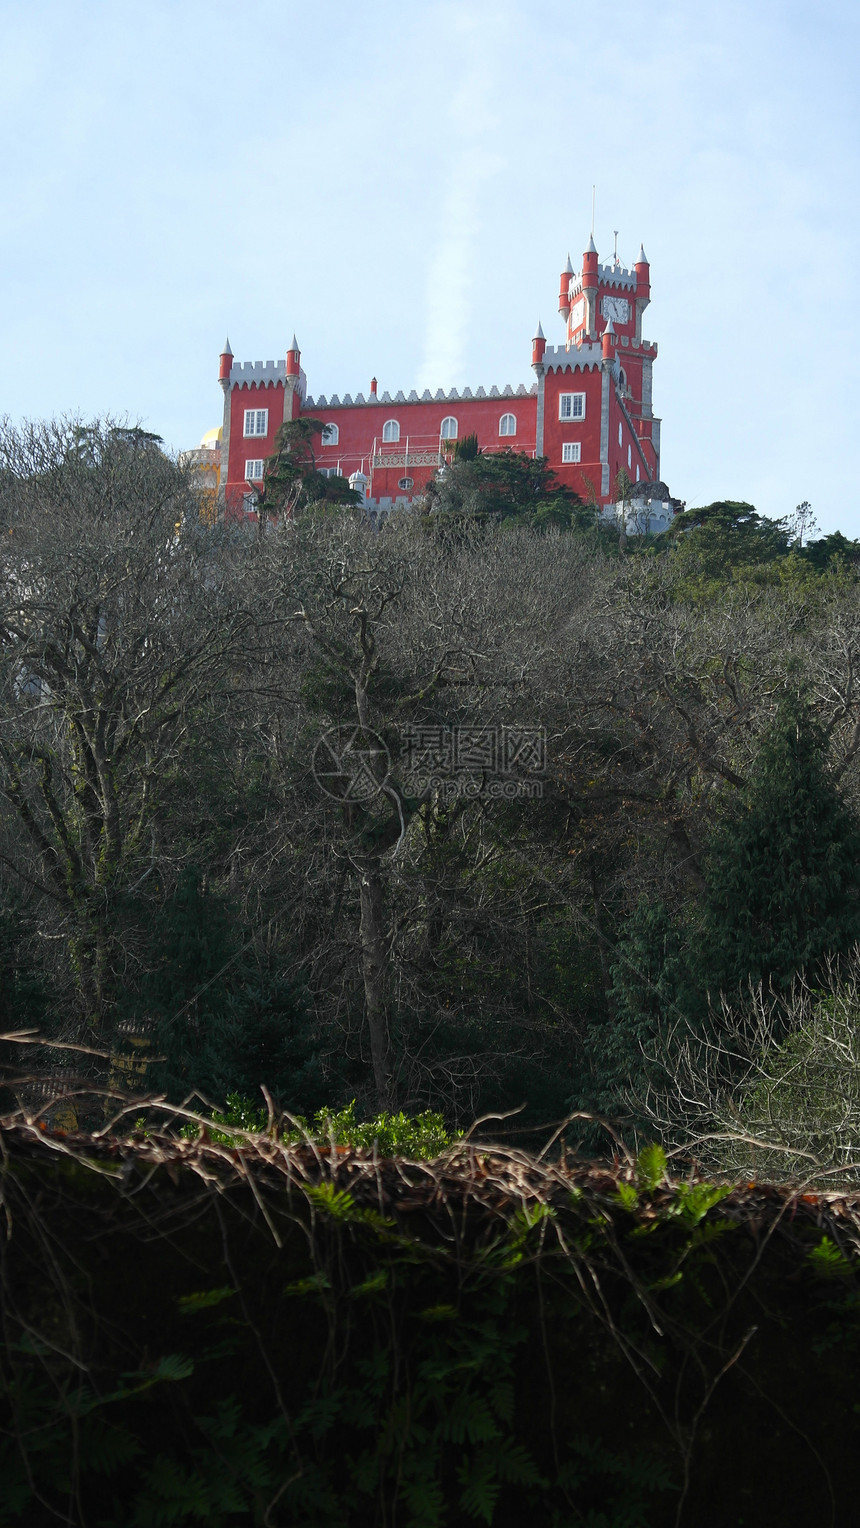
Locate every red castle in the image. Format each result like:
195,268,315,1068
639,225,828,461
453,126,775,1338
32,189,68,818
216,237,665,519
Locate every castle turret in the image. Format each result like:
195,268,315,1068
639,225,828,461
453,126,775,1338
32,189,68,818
601,319,617,362
582,235,598,290
635,245,650,300
219,338,233,384
286,334,301,378
532,320,546,367
558,254,574,316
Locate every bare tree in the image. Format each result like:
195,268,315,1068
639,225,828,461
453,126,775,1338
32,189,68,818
0,419,254,1049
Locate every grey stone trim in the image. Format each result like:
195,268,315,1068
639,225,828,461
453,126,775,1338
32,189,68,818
600,366,611,484
534,365,545,457
229,359,287,387
218,378,231,513
601,463,610,495
652,419,661,478
301,381,540,410
641,356,653,419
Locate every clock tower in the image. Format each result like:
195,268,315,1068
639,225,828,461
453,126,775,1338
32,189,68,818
542,235,660,499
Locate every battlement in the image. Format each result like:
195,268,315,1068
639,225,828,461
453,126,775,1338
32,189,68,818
306,382,537,409
568,262,639,300
229,359,286,387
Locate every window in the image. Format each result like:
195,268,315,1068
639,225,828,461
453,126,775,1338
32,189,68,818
440,416,458,440
398,477,414,491
243,409,269,437
561,442,581,463
321,422,339,446
499,413,516,436
382,419,400,443
627,444,632,469
319,467,339,478
618,423,623,447
244,458,264,481
559,393,585,421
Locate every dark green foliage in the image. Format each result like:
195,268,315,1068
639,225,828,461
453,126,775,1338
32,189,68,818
133,870,321,1111
423,446,592,530
798,529,860,571
261,416,362,515
3,1126,860,1526
0,897,48,1033
571,901,696,1139
702,700,860,997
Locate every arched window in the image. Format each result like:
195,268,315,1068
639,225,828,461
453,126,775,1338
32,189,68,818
322,422,339,446
398,477,414,491
499,413,516,437
440,416,458,440
382,419,400,443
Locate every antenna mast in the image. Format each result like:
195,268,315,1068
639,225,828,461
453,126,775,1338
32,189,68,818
591,185,596,237
613,229,619,267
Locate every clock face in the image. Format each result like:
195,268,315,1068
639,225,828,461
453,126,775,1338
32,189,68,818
601,295,630,324
569,297,585,332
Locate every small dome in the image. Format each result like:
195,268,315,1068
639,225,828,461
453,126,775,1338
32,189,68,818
199,426,222,448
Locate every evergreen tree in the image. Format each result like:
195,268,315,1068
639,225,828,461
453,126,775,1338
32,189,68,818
135,870,321,1110
702,700,860,997
570,900,693,1141
423,446,592,531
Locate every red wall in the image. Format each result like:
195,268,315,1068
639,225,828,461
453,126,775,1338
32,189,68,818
308,393,538,501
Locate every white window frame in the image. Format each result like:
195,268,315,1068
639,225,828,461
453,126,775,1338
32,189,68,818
627,444,632,469
499,413,516,437
321,422,339,446
398,476,414,491
243,408,269,437
561,442,581,464
559,392,585,421
382,419,400,443
618,422,623,447
244,458,264,482
440,416,458,440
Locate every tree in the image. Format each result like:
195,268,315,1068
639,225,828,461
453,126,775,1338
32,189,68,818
0,418,253,1054
260,417,361,523
701,698,860,998
422,446,592,531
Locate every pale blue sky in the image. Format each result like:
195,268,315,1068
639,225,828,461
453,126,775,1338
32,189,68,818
2,0,857,530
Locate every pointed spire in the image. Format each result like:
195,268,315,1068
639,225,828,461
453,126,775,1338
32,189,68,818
222,337,233,357
586,234,597,253
564,254,574,274
636,244,648,265
533,320,545,340
604,318,616,334
289,333,299,352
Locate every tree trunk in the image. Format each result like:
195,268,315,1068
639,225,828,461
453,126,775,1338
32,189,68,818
354,852,390,1108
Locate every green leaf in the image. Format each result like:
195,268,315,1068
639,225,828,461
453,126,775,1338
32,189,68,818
177,1286,236,1314
635,1144,667,1191
673,1182,731,1225
807,1234,854,1280
614,1182,639,1212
